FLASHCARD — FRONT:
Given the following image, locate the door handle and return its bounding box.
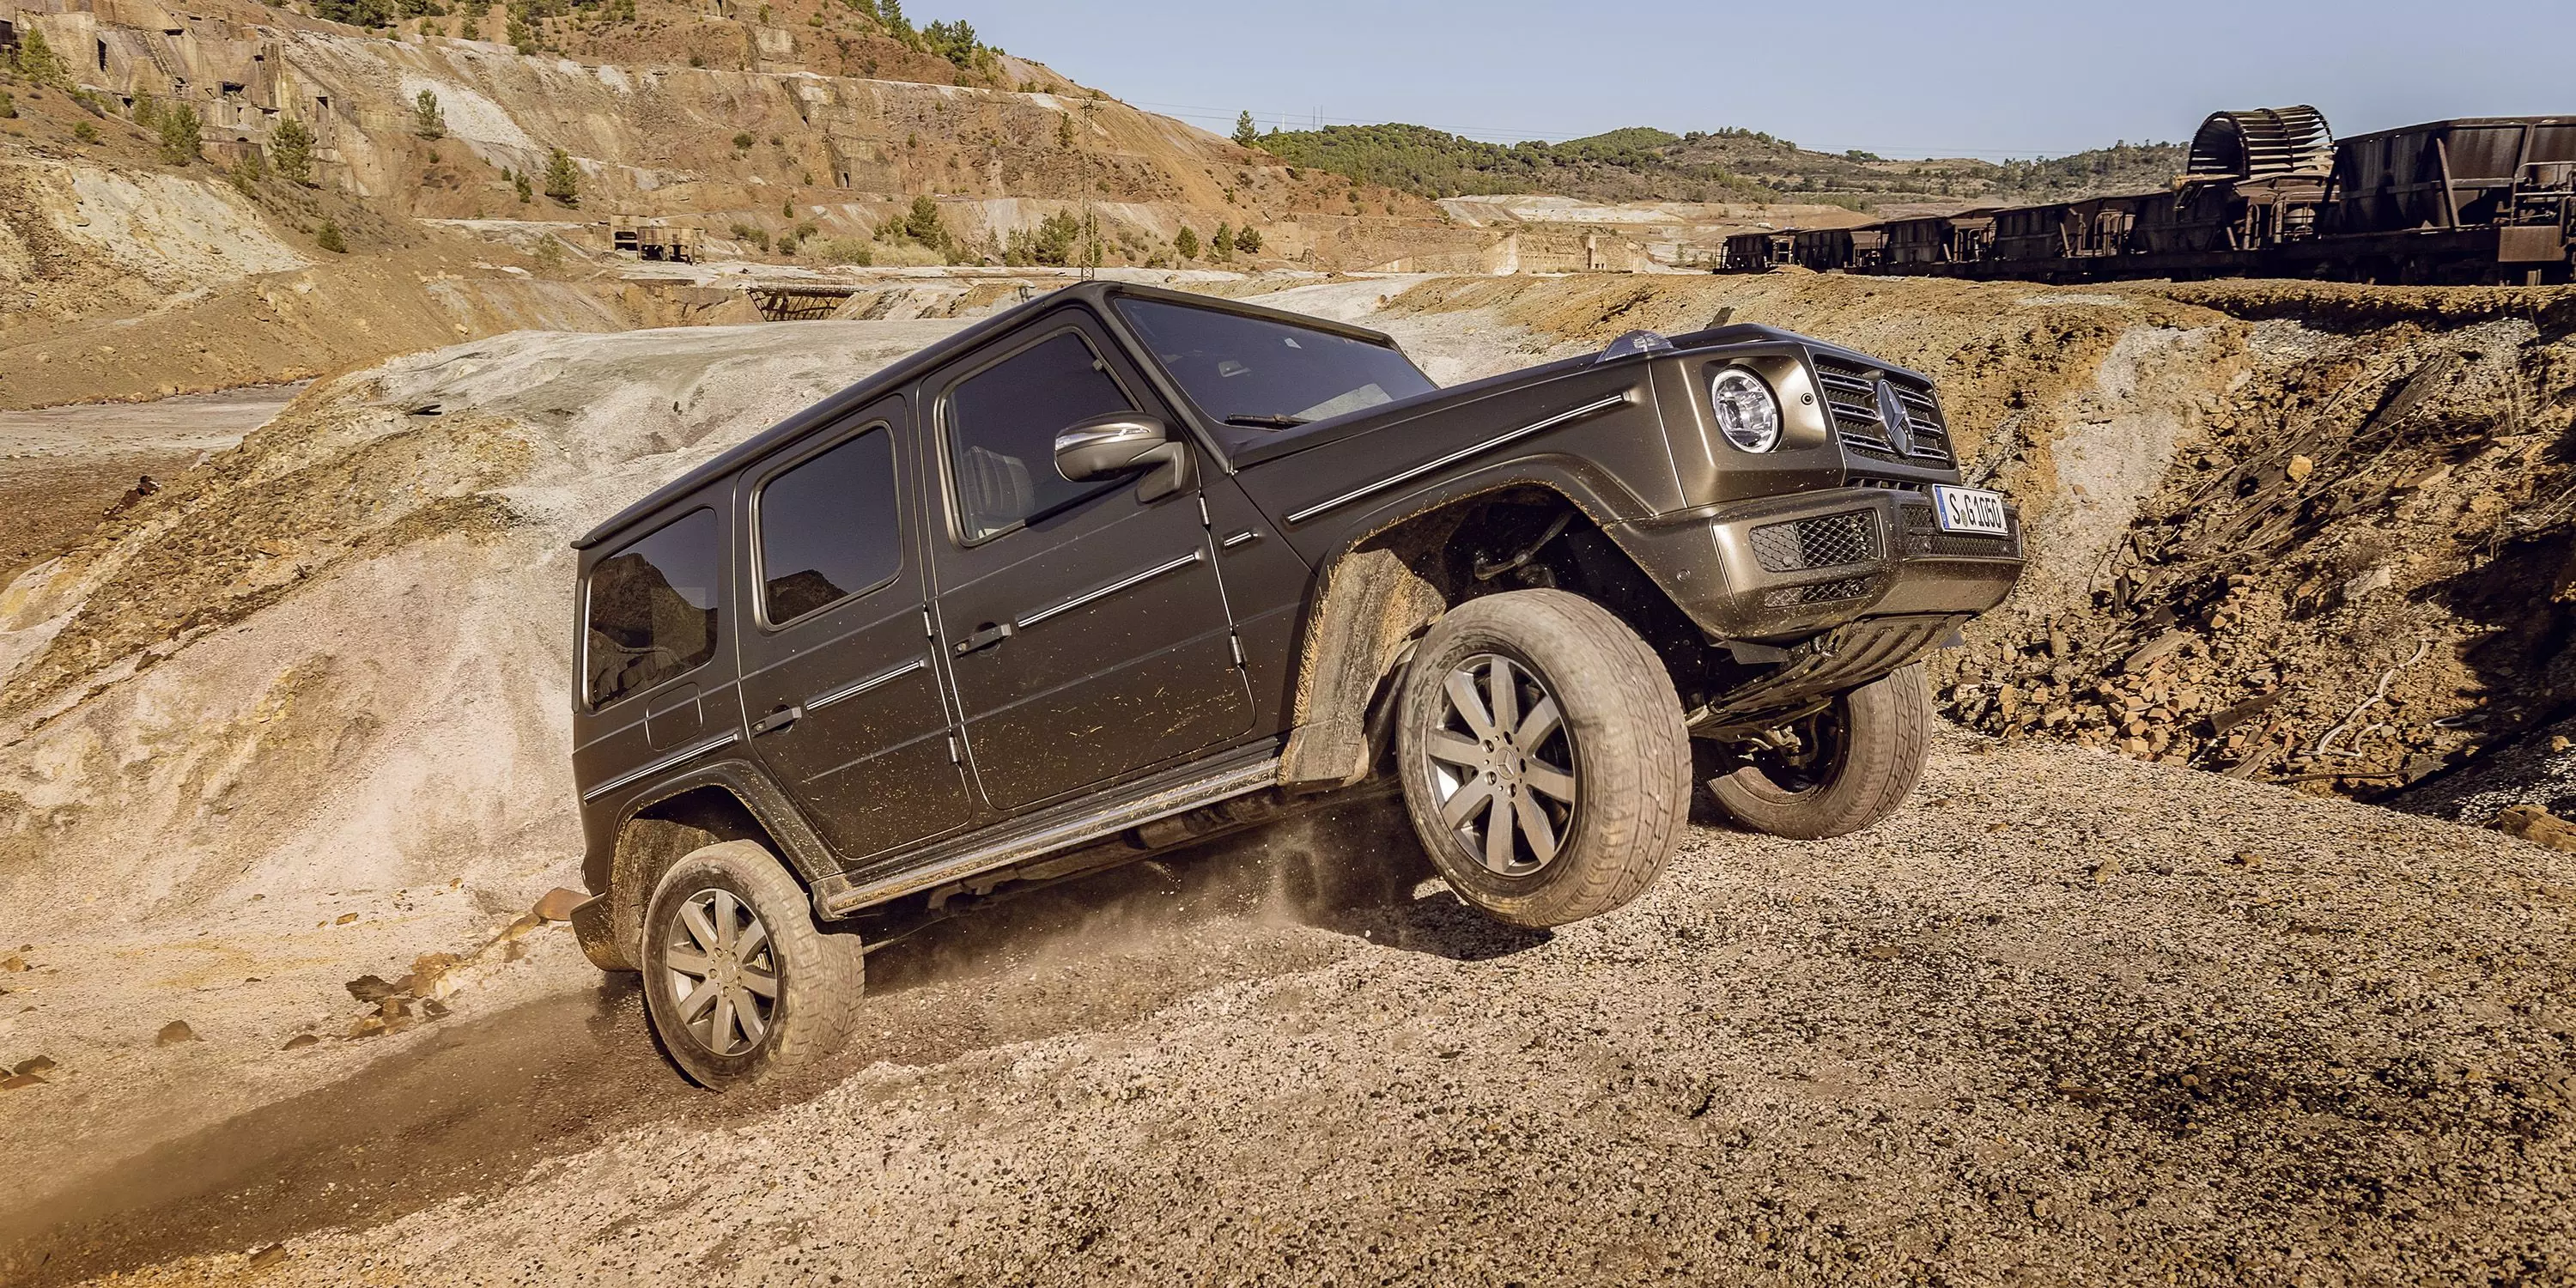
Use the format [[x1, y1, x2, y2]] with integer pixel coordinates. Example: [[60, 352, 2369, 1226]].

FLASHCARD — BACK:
[[750, 704, 803, 737], [955, 622, 1014, 654]]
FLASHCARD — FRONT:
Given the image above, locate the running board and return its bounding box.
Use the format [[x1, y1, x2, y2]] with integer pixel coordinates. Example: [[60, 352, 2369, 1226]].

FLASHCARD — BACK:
[[811, 744, 1282, 919]]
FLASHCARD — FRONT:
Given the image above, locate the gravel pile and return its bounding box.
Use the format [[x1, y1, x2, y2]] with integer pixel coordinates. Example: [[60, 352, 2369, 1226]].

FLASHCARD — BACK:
[[69, 734, 2576, 1286]]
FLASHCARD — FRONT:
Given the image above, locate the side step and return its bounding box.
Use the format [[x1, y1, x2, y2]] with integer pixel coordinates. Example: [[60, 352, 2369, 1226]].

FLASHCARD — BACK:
[[811, 743, 1282, 919]]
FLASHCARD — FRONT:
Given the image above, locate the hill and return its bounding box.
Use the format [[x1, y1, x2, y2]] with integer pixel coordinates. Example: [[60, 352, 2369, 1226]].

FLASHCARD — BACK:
[[1251, 120, 2187, 210]]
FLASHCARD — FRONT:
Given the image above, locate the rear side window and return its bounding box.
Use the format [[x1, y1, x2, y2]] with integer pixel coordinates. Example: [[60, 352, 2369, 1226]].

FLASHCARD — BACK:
[[757, 428, 901, 625], [586, 508, 722, 708], [945, 329, 1134, 542]]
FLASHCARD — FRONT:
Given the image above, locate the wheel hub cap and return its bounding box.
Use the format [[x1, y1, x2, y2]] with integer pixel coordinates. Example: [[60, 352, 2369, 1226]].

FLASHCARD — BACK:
[[1423, 653, 1579, 878]]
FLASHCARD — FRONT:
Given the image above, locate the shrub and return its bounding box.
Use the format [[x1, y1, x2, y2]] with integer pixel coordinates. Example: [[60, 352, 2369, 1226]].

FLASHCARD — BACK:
[[0, 91, 15, 120], [413, 89, 445, 138], [460, 14, 480, 38], [729, 222, 770, 252], [1172, 226, 1199, 260], [542, 146, 579, 205], [74, 120, 100, 144], [732, 131, 753, 150], [1234, 224, 1261, 254], [813, 237, 872, 265], [227, 150, 264, 195], [270, 118, 315, 184], [156, 105, 201, 164], [512, 167, 532, 202], [315, 221, 347, 252], [11, 26, 70, 88]]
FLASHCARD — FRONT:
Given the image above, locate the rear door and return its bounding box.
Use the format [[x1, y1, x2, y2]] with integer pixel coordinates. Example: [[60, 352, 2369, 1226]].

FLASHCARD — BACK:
[[734, 401, 973, 864], [922, 312, 1253, 811]]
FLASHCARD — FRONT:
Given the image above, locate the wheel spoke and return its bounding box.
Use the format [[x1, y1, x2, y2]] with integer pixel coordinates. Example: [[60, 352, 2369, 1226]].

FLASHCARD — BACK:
[[1443, 669, 1496, 738], [738, 966, 780, 999], [734, 915, 769, 962], [678, 902, 722, 956], [1516, 696, 1561, 747], [1440, 779, 1494, 828], [731, 987, 769, 1044], [665, 946, 713, 980], [1515, 793, 1560, 863], [1486, 658, 1520, 739], [1525, 762, 1578, 805], [676, 975, 721, 1024], [713, 891, 740, 951], [1483, 794, 1518, 872], [710, 992, 739, 1054], [1425, 730, 1485, 768]]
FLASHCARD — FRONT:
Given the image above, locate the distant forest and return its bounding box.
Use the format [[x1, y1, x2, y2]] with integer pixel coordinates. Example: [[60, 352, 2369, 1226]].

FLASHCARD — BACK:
[[1248, 121, 2187, 210]]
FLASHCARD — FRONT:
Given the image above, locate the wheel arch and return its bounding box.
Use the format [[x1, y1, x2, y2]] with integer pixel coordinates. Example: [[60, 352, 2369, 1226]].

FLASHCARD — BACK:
[[1278, 471, 1712, 790], [587, 761, 840, 969]]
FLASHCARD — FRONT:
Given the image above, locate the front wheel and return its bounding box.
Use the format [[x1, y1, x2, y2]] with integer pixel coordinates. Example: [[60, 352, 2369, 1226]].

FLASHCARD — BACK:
[[640, 840, 865, 1089], [1394, 590, 1689, 928], [1707, 663, 1932, 840]]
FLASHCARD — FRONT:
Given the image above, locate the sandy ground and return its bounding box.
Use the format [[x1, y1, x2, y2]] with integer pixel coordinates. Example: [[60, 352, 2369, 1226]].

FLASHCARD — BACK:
[[4, 736, 2573, 1285], [0, 386, 301, 584]]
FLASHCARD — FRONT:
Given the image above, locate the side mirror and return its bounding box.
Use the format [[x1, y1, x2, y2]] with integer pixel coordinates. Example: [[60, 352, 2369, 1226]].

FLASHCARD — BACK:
[[1054, 411, 1194, 501]]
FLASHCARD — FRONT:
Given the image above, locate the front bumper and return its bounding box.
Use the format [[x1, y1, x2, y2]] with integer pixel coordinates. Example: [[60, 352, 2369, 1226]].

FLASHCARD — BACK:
[[1605, 485, 2025, 641]]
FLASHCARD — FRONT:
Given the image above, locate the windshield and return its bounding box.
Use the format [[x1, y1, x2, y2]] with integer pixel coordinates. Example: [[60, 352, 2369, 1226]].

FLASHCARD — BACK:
[[1113, 298, 1437, 451]]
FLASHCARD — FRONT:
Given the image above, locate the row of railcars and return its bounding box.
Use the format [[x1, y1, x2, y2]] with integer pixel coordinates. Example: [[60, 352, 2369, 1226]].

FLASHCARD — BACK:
[[1718, 107, 2576, 285]]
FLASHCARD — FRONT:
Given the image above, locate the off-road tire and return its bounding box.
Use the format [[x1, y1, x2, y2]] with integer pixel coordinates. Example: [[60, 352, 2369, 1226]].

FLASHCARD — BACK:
[[1394, 590, 1689, 928], [640, 840, 864, 1089], [1709, 663, 1933, 841]]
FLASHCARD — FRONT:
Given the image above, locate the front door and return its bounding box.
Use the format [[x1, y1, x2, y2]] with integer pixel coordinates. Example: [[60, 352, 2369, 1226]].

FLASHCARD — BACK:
[[924, 314, 1252, 811], [735, 403, 973, 863]]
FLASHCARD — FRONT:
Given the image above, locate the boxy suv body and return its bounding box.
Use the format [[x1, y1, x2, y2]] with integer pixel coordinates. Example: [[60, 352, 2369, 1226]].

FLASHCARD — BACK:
[[567, 283, 2023, 1084]]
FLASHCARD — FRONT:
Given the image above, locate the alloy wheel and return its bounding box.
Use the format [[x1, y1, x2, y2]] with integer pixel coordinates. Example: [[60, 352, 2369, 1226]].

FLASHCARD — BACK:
[[1421, 653, 1580, 877], [661, 888, 780, 1057]]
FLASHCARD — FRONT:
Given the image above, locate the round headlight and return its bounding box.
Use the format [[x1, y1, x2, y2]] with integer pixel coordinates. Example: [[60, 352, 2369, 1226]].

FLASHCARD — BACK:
[[1709, 367, 1781, 453]]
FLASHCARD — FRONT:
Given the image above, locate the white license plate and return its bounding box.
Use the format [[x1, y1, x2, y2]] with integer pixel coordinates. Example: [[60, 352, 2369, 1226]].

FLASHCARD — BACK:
[[1930, 485, 2009, 536]]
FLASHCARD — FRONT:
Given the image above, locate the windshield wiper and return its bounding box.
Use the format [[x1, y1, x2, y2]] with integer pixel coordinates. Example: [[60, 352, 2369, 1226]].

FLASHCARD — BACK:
[[1222, 414, 1310, 429]]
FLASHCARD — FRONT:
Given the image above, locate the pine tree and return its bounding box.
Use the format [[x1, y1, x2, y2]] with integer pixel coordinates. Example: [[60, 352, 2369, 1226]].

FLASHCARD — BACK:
[[158, 105, 203, 165], [1209, 222, 1232, 260], [413, 89, 446, 139], [543, 146, 580, 205], [13, 27, 70, 88], [903, 194, 943, 246], [1231, 111, 1259, 148], [1234, 224, 1262, 254], [270, 118, 315, 185], [1173, 226, 1200, 260]]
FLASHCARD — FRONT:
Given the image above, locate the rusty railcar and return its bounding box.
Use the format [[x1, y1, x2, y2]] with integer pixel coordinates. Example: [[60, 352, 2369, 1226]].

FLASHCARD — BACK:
[[1720, 229, 1797, 271]]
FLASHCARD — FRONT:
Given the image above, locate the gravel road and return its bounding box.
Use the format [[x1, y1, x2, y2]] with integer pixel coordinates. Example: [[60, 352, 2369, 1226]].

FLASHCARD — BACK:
[[25, 732, 2574, 1286]]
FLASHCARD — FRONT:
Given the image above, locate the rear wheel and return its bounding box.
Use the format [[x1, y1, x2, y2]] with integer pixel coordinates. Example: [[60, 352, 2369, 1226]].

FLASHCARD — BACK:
[[640, 840, 864, 1089], [1707, 663, 1932, 840], [1394, 590, 1689, 928]]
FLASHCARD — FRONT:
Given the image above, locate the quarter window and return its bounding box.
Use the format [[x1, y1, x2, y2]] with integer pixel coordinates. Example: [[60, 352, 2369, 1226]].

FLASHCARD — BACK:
[[946, 329, 1135, 542], [757, 428, 901, 625], [585, 508, 722, 708]]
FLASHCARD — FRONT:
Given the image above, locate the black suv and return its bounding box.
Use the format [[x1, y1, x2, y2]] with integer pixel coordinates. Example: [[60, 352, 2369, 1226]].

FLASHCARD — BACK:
[[567, 283, 2023, 1085]]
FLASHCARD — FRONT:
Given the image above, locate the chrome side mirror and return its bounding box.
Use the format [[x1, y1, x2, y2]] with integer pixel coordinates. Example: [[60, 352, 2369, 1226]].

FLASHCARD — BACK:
[[1054, 411, 1193, 501]]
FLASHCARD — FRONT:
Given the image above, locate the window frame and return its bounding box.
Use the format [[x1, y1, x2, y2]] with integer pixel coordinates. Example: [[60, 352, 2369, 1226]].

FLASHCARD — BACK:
[[933, 317, 1149, 550], [580, 504, 725, 712], [746, 419, 906, 633]]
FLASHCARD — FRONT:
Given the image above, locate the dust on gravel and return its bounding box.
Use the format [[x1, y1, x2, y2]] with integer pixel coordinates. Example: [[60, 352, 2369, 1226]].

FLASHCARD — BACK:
[[46, 735, 2576, 1287]]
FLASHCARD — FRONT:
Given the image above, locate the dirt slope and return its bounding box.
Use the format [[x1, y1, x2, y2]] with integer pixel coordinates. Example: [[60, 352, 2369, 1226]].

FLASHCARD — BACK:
[[14, 738, 2573, 1286]]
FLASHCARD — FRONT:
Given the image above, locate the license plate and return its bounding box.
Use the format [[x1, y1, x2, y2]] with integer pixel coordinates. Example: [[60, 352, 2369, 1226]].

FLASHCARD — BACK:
[[1930, 485, 2009, 536]]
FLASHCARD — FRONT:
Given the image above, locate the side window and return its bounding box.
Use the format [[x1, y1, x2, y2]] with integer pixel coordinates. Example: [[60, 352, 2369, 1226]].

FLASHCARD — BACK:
[[585, 508, 722, 708], [946, 329, 1135, 542], [757, 428, 902, 625]]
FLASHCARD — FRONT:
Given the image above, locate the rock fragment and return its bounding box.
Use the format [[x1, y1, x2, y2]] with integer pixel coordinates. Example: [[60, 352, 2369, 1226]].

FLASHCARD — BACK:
[[2494, 804, 2576, 852], [156, 1019, 200, 1046], [281, 1033, 320, 1051], [12, 1055, 57, 1076], [344, 974, 401, 1002], [1, 1073, 45, 1090]]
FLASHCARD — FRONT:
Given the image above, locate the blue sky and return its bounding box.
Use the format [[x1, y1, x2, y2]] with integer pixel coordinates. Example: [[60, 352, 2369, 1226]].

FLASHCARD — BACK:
[[945, 0, 2575, 159]]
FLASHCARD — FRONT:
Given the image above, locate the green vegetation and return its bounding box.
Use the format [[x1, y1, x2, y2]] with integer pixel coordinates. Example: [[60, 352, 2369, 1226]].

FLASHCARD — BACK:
[[316, 220, 347, 253], [270, 118, 315, 185], [1208, 221, 1231, 261], [1003, 210, 1083, 266], [0, 90, 15, 121], [1252, 118, 2185, 208], [73, 120, 99, 144], [227, 149, 265, 196], [511, 167, 532, 202], [459, 14, 480, 39], [8, 26, 70, 89], [157, 104, 202, 164], [812, 236, 872, 265], [414, 89, 446, 139], [1172, 225, 1199, 260], [1232, 111, 1258, 147], [730, 222, 771, 252], [542, 146, 580, 205], [1233, 224, 1261, 254], [899, 194, 947, 249], [732, 131, 754, 150]]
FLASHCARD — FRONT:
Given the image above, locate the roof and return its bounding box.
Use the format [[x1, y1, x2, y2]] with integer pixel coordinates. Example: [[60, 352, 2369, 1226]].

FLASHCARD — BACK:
[[571, 280, 1402, 552]]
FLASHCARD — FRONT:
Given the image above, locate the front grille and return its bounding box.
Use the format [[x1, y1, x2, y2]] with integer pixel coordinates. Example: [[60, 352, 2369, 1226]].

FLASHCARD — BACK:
[[1748, 509, 1879, 573], [1812, 355, 1956, 465], [1899, 502, 2021, 556], [1762, 575, 1876, 609]]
